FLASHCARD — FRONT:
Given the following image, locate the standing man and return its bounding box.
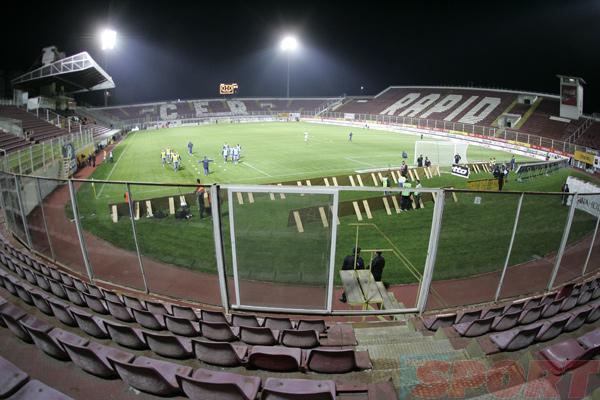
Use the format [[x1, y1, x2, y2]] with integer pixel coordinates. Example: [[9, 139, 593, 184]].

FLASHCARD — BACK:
[[424, 157, 431, 168], [414, 179, 422, 209], [304, 131, 309, 144], [401, 180, 413, 211], [222, 144, 229, 162], [370, 251, 386, 282], [417, 154, 423, 168], [348, 132, 353, 142], [201, 156, 213, 176], [109, 151, 114, 163], [195, 179, 206, 219], [561, 182, 570, 205], [339, 247, 365, 303], [188, 141, 194, 156], [454, 153, 462, 164], [510, 155, 516, 171], [497, 165, 505, 191], [161, 149, 166, 167]]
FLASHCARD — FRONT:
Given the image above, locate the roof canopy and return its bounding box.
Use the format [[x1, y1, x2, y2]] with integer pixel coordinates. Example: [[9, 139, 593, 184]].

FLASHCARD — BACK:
[[12, 52, 115, 93]]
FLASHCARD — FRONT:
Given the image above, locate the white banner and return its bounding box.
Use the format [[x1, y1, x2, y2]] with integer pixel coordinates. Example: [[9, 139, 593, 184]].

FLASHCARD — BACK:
[[566, 176, 600, 217], [344, 113, 355, 120]]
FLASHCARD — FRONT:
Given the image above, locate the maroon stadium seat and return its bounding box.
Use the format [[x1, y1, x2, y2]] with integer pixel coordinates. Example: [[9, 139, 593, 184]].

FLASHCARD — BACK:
[[201, 309, 229, 324], [21, 324, 87, 361], [280, 329, 320, 349], [247, 346, 302, 372], [422, 313, 456, 330], [535, 314, 570, 342], [264, 317, 294, 330], [13, 281, 34, 305], [29, 290, 53, 316], [261, 377, 335, 400], [192, 338, 247, 367], [132, 308, 166, 330], [63, 285, 86, 307], [142, 331, 193, 359], [453, 316, 494, 337], [297, 319, 326, 333], [563, 306, 592, 332], [102, 320, 148, 350], [7, 379, 74, 400], [172, 305, 199, 320], [60, 339, 134, 378], [101, 289, 123, 304], [82, 292, 109, 314], [145, 300, 172, 315], [305, 348, 372, 373], [231, 313, 260, 327], [105, 298, 135, 322], [2, 308, 45, 343], [109, 355, 192, 396], [489, 324, 542, 351], [177, 368, 261, 400], [239, 326, 279, 346], [122, 294, 145, 310], [47, 278, 67, 299], [491, 309, 521, 331], [540, 298, 563, 319], [165, 314, 201, 337], [454, 309, 482, 324], [47, 298, 77, 327], [539, 338, 588, 375], [0, 356, 29, 398], [200, 321, 239, 342], [517, 304, 544, 325], [70, 308, 110, 339]]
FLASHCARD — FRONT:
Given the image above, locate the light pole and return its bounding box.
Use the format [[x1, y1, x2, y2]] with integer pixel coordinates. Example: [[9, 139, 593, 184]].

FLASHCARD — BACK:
[[100, 29, 117, 106], [280, 36, 298, 98]]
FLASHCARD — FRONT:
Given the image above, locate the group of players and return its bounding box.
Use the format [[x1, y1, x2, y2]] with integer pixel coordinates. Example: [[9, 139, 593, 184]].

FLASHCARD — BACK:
[[222, 143, 242, 164], [160, 147, 184, 171]]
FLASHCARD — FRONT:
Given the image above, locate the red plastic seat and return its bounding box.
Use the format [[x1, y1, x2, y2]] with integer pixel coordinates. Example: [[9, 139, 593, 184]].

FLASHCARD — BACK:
[[165, 314, 201, 337], [453, 316, 494, 337], [60, 339, 134, 378], [105, 298, 135, 322], [489, 324, 542, 351], [102, 320, 148, 350], [192, 338, 247, 367], [239, 326, 278, 346], [262, 377, 336, 400], [297, 319, 326, 333], [47, 298, 77, 327], [422, 313, 456, 330], [142, 331, 193, 359], [280, 329, 320, 348], [536, 314, 570, 342], [70, 308, 110, 339], [177, 368, 261, 400], [305, 348, 371, 374], [247, 346, 301, 372], [263, 317, 294, 330], [0, 355, 29, 398], [109, 355, 192, 396], [539, 338, 588, 375], [7, 379, 74, 400], [132, 308, 166, 330], [231, 313, 260, 327], [200, 321, 239, 342], [201, 309, 229, 324]]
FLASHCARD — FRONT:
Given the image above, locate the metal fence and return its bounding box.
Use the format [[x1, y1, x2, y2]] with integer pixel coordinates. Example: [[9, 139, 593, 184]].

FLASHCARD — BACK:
[[1, 171, 599, 315], [0, 130, 94, 174]]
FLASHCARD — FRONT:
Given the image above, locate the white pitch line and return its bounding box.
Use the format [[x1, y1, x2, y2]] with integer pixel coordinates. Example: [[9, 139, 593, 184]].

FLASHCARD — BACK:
[[96, 135, 136, 198], [345, 157, 376, 167], [242, 162, 273, 177]]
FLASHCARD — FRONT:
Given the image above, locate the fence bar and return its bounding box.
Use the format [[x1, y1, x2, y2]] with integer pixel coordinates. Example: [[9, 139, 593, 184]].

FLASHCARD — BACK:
[[548, 193, 578, 290], [34, 177, 55, 260], [210, 184, 230, 313], [416, 189, 445, 312], [582, 215, 600, 277], [13, 175, 33, 248], [67, 180, 95, 281], [126, 183, 149, 293], [494, 193, 524, 301]]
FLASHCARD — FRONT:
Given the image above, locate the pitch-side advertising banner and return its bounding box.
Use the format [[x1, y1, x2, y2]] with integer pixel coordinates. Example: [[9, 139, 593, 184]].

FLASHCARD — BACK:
[[566, 176, 600, 217], [451, 164, 470, 179]]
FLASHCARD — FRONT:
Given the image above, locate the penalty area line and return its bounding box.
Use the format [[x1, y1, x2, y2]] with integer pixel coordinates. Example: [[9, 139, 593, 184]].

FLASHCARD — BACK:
[[241, 162, 273, 177]]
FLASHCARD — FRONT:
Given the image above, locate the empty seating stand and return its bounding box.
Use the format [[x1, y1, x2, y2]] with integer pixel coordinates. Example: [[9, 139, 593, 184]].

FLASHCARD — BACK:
[[0, 356, 29, 398]]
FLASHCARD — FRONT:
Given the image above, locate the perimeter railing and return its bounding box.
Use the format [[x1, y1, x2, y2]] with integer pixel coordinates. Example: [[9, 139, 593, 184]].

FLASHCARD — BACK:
[[1, 169, 599, 316]]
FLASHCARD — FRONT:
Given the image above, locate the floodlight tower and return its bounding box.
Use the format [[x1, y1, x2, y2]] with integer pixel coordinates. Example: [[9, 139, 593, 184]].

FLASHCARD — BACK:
[[280, 35, 298, 98], [100, 29, 117, 106]]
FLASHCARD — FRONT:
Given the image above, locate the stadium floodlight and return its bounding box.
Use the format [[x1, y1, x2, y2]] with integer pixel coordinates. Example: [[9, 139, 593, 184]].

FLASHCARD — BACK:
[[100, 29, 117, 50], [280, 35, 299, 98]]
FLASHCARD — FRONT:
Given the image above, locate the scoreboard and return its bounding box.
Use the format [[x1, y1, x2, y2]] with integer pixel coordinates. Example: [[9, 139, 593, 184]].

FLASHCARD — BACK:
[[219, 83, 239, 95]]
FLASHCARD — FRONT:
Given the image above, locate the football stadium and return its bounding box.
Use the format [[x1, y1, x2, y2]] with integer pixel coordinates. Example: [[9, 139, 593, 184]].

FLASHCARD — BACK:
[[0, 1, 600, 399]]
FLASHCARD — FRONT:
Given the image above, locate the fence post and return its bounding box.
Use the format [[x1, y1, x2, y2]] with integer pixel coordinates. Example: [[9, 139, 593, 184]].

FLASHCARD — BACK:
[[126, 183, 149, 293], [67, 180, 95, 281], [35, 178, 55, 260], [495, 193, 524, 301], [13, 175, 33, 249], [547, 193, 578, 290], [416, 189, 445, 313], [582, 216, 600, 276], [210, 185, 230, 313], [29, 147, 34, 173]]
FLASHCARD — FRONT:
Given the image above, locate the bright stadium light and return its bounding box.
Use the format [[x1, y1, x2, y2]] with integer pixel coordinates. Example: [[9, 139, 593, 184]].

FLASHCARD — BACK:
[[280, 36, 298, 51], [280, 35, 299, 98], [100, 29, 117, 50]]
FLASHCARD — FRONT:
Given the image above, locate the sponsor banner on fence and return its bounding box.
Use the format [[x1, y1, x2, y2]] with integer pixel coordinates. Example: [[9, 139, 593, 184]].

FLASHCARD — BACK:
[[574, 150, 596, 165], [566, 176, 600, 217], [344, 113, 355, 120], [451, 164, 470, 179]]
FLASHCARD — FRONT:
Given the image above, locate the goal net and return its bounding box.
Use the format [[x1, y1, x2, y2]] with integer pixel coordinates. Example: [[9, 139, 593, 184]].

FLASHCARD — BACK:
[[414, 141, 469, 166]]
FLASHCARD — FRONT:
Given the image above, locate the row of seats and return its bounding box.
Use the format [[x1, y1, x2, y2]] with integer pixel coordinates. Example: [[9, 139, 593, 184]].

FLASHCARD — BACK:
[[423, 277, 600, 336], [539, 327, 600, 375], [0, 246, 370, 374], [0, 106, 69, 143], [0, 354, 73, 399], [0, 295, 393, 399], [0, 130, 30, 153]]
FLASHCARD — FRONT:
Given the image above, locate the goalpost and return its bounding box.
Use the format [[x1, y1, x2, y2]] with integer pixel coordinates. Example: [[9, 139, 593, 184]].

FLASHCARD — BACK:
[[414, 140, 469, 166]]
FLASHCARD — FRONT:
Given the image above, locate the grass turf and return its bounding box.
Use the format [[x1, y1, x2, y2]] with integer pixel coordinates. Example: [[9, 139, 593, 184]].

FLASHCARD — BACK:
[[72, 122, 596, 289]]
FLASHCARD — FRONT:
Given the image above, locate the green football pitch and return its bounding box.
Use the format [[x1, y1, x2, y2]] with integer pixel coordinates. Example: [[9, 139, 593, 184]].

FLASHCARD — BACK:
[[73, 122, 598, 286]]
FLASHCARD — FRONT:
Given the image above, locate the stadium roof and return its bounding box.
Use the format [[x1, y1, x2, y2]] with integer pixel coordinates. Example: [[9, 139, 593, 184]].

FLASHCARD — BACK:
[[11, 51, 115, 93]]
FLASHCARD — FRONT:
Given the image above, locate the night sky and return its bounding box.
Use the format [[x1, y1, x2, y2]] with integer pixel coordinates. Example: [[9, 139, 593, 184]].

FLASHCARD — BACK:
[[2, 0, 600, 112]]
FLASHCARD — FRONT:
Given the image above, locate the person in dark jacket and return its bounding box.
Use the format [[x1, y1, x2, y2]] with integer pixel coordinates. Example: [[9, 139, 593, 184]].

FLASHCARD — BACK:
[[370, 251, 385, 282], [340, 247, 365, 303]]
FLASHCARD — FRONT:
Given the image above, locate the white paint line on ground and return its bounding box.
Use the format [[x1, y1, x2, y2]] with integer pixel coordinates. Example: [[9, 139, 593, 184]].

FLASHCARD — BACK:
[[345, 157, 376, 167], [242, 162, 273, 177], [96, 134, 136, 198]]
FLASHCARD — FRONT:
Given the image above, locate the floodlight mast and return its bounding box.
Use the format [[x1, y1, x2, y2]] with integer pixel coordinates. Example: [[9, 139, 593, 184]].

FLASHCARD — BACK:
[[101, 29, 117, 51], [280, 36, 298, 98]]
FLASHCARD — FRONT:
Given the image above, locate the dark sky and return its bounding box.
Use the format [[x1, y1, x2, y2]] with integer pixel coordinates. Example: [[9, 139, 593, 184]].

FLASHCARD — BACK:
[[2, 0, 600, 111]]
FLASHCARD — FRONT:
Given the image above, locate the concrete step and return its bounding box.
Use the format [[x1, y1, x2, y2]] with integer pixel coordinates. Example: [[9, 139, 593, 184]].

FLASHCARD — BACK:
[[361, 340, 467, 370], [467, 378, 559, 399]]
